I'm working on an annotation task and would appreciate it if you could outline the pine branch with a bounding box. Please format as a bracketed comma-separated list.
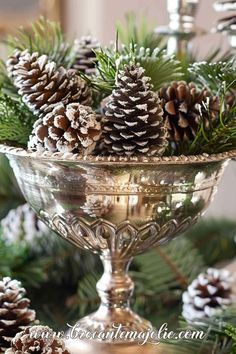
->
[7, 17, 75, 68]
[173, 307, 236, 354]
[0, 234, 47, 288]
[88, 44, 183, 96]
[0, 94, 37, 146]
[188, 60, 236, 94]
[116, 12, 164, 51]
[182, 219, 236, 266]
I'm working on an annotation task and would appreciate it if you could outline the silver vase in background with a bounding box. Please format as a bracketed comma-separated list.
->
[155, 0, 204, 57]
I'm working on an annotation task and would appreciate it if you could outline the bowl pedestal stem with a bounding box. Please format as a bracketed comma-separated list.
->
[66, 255, 152, 352]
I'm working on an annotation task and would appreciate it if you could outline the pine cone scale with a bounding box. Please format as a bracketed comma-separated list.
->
[159, 81, 220, 145]
[0, 278, 36, 352]
[28, 103, 101, 154]
[10, 52, 92, 116]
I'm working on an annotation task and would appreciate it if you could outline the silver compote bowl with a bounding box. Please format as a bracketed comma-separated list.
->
[1, 145, 236, 354]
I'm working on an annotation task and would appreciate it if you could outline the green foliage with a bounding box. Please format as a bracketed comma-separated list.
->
[186, 99, 236, 155]
[225, 324, 236, 354]
[183, 219, 236, 266]
[0, 234, 46, 288]
[116, 12, 164, 51]
[7, 17, 75, 68]
[188, 61, 236, 94]
[0, 94, 36, 146]
[89, 44, 183, 97]
[172, 307, 236, 354]
[0, 154, 23, 218]
[0, 60, 18, 99]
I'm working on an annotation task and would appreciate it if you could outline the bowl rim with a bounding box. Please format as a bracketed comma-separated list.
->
[0, 144, 236, 165]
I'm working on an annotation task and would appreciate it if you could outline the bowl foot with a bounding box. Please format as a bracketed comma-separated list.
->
[65, 339, 171, 354]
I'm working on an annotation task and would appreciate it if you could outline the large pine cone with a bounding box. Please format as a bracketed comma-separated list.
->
[158, 81, 220, 143]
[11, 52, 92, 116]
[5, 326, 70, 354]
[182, 268, 234, 322]
[103, 64, 167, 156]
[1, 204, 48, 246]
[28, 103, 102, 154]
[72, 36, 100, 75]
[0, 277, 36, 352]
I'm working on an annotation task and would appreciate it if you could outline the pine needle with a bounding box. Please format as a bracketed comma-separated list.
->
[0, 94, 36, 146]
[7, 17, 75, 68]
[88, 44, 183, 96]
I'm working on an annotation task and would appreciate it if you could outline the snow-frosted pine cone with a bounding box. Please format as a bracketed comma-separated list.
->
[72, 36, 100, 75]
[103, 63, 167, 156]
[11, 51, 92, 116]
[1, 204, 48, 246]
[5, 326, 70, 354]
[182, 268, 234, 322]
[28, 103, 102, 154]
[0, 277, 36, 352]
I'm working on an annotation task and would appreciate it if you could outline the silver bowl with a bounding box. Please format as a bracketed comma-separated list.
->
[1, 145, 235, 353]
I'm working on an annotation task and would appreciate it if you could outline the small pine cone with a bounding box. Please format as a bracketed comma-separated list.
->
[81, 195, 113, 217]
[6, 50, 28, 79]
[11, 52, 92, 116]
[5, 326, 70, 354]
[103, 64, 167, 156]
[0, 277, 36, 352]
[28, 103, 102, 154]
[182, 268, 234, 322]
[73, 36, 100, 75]
[1, 203, 48, 246]
[158, 81, 220, 143]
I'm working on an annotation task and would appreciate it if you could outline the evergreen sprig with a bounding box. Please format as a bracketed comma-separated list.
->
[225, 324, 236, 354]
[0, 94, 36, 146]
[7, 17, 75, 68]
[88, 43, 183, 96]
[116, 12, 164, 51]
[189, 60, 236, 94]
[186, 93, 236, 155]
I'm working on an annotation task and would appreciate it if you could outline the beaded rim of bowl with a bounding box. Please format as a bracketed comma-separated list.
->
[0, 144, 236, 165]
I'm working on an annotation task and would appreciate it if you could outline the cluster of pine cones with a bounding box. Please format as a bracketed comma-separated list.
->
[6, 36, 220, 157]
[0, 277, 70, 353]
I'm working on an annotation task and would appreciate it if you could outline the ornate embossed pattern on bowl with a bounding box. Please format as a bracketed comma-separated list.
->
[5, 150, 228, 258]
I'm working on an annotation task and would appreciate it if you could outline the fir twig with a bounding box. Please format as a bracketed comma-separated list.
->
[87, 44, 183, 96]
[7, 17, 75, 68]
[0, 94, 37, 146]
[116, 12, 164, 51]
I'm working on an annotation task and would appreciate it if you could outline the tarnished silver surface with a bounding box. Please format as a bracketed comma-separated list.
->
[155, 0, 204, 57]
[0, 144, 234, 353]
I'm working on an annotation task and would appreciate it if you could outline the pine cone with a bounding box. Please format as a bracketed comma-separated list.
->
[81, 195, 113, 217]
[158, 81, 220, 143]
[11, 52, 92, 116]
[5, 326, 70, 354]
[0, 277, 36, 352]
[73, 36, 100, 75]
[1, 203, 48, 246]
[28, 102, 102, 154]
[103, 64, 167, 156]
[6, 50, 28, 79]
[182, 268, 234, 322]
